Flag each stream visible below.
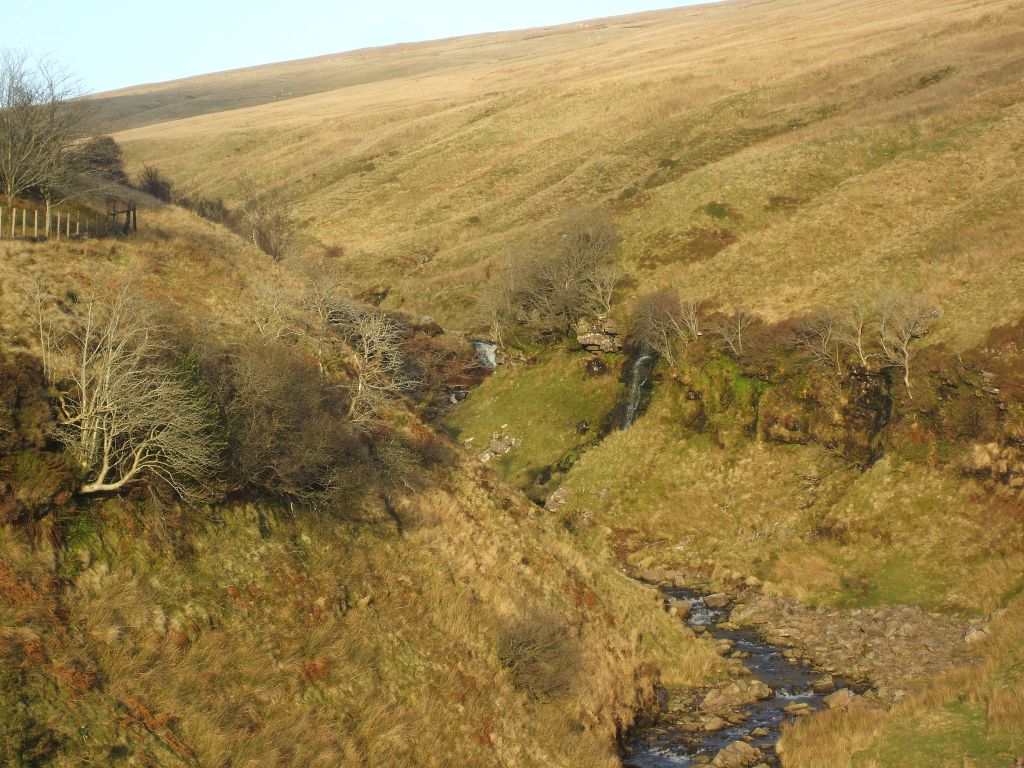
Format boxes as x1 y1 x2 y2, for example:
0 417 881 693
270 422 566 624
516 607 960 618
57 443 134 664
612 345 657 430
622 588 854 767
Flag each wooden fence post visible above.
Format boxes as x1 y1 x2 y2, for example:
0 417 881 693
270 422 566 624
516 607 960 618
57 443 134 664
34 210 38 239
9 208 14 238
66 213 71 239
20 208 25 238
56 212 61 240
1 208 4 239
75 220 80 237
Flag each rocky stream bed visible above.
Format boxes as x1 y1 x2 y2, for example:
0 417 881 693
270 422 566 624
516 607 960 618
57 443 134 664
621 582 981 768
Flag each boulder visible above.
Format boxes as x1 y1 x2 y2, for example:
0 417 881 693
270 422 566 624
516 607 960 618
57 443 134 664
729 602 772 626
824 688 858 710
543 487 571 512
783 701 813 716
705 593 732 610
711 740 765 768
811 675 836 694
702 715 728 731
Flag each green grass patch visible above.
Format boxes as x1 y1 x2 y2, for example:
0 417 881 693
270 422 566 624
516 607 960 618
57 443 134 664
442 348 620 488
855 701 1021 768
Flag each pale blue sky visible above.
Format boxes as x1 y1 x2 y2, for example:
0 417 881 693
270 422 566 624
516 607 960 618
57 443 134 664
5 1 710 94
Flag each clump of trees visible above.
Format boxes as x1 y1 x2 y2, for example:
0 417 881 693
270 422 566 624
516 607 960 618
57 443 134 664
797 296 932 396
624 287 932 398
629 287 701 364
478 206 621 344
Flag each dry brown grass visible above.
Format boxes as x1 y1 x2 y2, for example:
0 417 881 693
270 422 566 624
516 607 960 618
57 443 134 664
0 203 721 765
101 0 1024 348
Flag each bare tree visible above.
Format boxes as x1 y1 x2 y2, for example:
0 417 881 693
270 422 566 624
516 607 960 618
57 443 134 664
0 50 48 201
679 298 703 342
835 301 877 369
796 314 843 375
248 273 297 342
877 298 930 397
0 51 95 235
38 287 221 501
300 258 349 375
631 287 690 364
331 303 417 427
710 307 756 357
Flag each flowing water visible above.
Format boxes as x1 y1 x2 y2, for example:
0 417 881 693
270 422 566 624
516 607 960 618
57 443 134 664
623 588 853 767
619 350 656 429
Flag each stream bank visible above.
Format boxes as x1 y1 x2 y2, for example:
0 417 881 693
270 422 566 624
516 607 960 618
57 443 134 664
622 589 858 767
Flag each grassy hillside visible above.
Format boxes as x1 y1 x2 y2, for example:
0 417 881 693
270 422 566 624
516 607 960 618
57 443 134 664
0 204 726 767
105 0 1024 348
48 0 1024 764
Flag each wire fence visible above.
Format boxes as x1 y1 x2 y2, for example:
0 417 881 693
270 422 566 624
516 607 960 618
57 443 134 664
0 196 137 241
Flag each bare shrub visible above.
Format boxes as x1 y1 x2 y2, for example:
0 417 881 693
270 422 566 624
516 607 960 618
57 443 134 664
81 135 127 184
497 612 579 700
223 341 363 508
238 177 298 261
136 165 173 201
38 287 221 501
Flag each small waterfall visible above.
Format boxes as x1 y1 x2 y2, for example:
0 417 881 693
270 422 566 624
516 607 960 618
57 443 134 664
470 340 498 370
619 348 656 429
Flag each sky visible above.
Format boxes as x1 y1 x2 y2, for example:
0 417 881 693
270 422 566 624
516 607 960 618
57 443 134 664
5 1 711 94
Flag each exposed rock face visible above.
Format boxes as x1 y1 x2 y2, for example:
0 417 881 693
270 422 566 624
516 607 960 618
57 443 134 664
963 441 1024 489
576 315 623 354
757 367 891 465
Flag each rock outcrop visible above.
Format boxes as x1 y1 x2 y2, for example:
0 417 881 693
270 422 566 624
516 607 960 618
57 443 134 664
576 315 623 354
